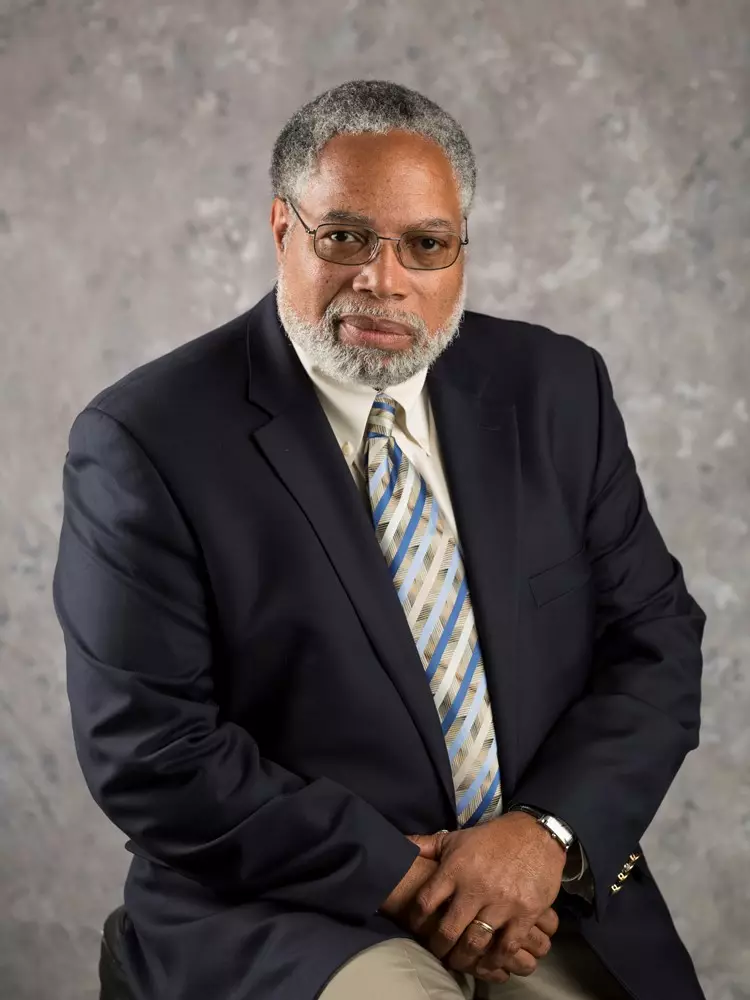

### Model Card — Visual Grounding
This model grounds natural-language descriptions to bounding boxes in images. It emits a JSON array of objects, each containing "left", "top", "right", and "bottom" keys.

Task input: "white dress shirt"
[{"left": 287, "top": 336, "right": 459, "bottom": 539}]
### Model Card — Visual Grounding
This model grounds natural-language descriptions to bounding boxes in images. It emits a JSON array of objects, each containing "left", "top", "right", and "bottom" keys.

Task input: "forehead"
[{"left": 301, "top": 130, "right": 463, "bottom": 228}]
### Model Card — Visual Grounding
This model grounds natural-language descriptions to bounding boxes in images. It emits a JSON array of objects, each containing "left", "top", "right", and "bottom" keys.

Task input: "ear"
[{"left": 270, "top": 198, "right": 291, "bottom": 262}]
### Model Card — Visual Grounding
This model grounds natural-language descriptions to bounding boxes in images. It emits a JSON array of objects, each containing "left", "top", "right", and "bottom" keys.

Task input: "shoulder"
[
  {"left": 81, "top": 310, "right": 251, "bottom": 433},
  {"left": 456, "top": 308, "right": 601, "bottom": 400}
]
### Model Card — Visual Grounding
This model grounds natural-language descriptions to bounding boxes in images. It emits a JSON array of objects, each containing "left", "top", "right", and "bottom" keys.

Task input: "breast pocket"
[{"left": 528, "top": 547, "right": 592, "bottom": 608}]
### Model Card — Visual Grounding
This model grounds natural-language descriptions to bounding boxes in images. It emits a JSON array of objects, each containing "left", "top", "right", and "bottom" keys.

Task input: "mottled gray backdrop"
[{"left": 1, "top": 1, "right": 748, "bottom": 998}]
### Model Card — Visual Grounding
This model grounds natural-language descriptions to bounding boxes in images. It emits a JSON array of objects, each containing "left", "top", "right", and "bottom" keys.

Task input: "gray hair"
[{"left": 270, "top": 80, "right": 476, "bottom": 219}]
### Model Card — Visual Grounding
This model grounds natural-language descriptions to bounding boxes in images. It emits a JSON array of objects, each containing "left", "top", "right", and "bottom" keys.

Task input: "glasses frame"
[{"left": 285, "top": 199, "right": 469, "bottom": 271}]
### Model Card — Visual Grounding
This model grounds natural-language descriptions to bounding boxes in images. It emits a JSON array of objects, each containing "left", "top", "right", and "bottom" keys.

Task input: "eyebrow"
[{"left": 318, "top": 209, "right": 459, "bottom": 231}]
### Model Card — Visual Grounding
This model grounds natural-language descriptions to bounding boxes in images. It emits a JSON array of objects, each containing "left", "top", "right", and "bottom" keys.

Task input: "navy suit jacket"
[{"left": 53, "top": 289, "right": 707, "bottom": 1000}]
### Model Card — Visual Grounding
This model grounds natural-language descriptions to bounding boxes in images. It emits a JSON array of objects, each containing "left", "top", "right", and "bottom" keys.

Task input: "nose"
[{"left": 351, "top": 238, "right": 409, "bottom": 300}]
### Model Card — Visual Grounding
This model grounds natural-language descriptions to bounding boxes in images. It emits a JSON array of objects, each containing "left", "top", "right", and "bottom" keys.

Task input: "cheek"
[
  {"left": 284, "top": 252, "right": 345, "bottom": 318},
  {"left": 309, "top": 268, "right": 348, "bottom": 318},
  {"left": 424, "top": 275, "right": 463, "bottom": 323}
]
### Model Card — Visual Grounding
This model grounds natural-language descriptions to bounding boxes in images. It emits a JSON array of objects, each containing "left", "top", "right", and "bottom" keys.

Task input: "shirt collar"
[{"left": 287, "top": 335, "right": 432, "bottom": 459}]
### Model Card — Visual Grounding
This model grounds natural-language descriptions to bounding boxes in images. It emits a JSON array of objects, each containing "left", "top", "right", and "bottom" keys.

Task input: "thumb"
[{"left": 406, "top": 831, "right": 448, "bottom": 860}]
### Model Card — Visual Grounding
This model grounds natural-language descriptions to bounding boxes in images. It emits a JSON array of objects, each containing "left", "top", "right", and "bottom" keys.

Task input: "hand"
[
  {"left": 456, "top": 906, "right": 559, "bottom": 985},
  {"left": 406, "top": 813, "right": 566, "bottom": 970},
  {"left": 379, "top": 855, "right": 439, "bottom": 923},
  {"left": 382, "top": 846, "right": 558, "bottom": 983}
]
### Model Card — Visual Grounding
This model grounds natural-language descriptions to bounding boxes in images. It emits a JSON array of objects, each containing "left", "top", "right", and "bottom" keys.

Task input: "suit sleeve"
[
  {"left": 53, "top": 406, "right": 418, "bottom": 920},
  {"left": 509, "top": 347, "right": 706, "bottom": 920}
]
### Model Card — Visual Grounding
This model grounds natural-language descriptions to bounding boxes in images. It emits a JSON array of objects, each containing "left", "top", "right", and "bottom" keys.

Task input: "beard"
[{"left": 275, "top": 268, "right": 467, "bottom": 390}]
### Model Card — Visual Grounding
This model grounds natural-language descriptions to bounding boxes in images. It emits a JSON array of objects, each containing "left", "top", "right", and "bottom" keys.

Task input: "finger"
[
  {"left": 406, "top": 834, "right": 441, "bottom": 859},
  {"left": 499, "top": 915, "right": 536, "bottom": 957},
  {"left": 521, "top": 927, "right": 551, "bottom": 960},
  {"left": 477, "top": 947, "right": 537, "bottom": 980},
  {"left": 536, "top": 907, "right": 560, "bottom": 938},
  {"left": 411, "top": 909, "right": 443, "bottom": 944},
  {"left": 408, "top": 869, "right": 455, "bottom": 933},
  {"left": 472, "top": 963, "right": 511, "bottom": 985},
  {"left": 443, "top": 903, "right": 511, "bottom": 973},
  {"left": 443, "top": 921, "right": 494, "bottom": 973},
  {"left": 428, "top": 895, "right": 481, "bottom": 960}
]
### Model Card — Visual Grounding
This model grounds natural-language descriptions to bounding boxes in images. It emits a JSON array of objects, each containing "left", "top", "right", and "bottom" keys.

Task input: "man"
[{"left": 53, "top": 80, "right": 707, "bottom": 1000}]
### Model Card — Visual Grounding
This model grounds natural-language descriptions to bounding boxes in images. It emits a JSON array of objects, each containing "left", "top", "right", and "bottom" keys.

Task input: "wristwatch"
[{"left": 511, "top": 804, "right": 576, "bottom": 853}]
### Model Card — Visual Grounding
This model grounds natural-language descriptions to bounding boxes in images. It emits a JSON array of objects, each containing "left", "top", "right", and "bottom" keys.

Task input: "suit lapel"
[
  {"left": 427, "top": 372, "right": 522, "bottom": 797},
  {"left": 246, "top": 291, "right": 521, "bottom": 812}
]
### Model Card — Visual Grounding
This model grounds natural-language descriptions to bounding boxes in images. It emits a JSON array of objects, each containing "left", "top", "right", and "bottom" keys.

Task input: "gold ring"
[{"left": 470, "top": 918, "right": 494, "bottom": 935}]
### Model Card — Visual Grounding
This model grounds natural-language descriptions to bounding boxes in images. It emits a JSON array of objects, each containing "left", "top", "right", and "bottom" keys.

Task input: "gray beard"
[{"left": 275, "top": 269, "right": 467, "bottom": 389}]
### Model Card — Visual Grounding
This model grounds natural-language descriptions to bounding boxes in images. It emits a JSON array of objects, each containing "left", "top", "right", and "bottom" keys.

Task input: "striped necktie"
[{"left": 365, "top": 392, "right": 502, "bottom": 827}]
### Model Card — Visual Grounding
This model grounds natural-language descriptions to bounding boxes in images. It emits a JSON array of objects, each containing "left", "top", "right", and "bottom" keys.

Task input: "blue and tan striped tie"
[{"left": 365, "top": 392, "right": 502, "bottom": 827}]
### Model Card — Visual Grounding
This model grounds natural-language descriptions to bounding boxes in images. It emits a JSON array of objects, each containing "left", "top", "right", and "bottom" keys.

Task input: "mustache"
[{"left": 324, "top": 300, "right": 426, "bottom": 336}]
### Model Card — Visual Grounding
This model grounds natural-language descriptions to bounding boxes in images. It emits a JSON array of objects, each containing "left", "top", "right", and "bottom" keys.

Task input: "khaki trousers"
[{"left": 319, "top": 932, "right": 631, "bottom": 1000}]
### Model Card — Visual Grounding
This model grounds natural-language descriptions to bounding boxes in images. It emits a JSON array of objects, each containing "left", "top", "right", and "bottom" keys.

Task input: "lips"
[{"left": 339, "top": 314, "right": 412, "bottom": 337}]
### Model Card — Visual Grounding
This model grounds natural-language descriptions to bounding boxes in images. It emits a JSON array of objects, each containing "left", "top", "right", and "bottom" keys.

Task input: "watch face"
[
  {"left": 542, "top": 815, "right": 574, "bottom": 849},
  {"left": 514, "top": 807, "right": 575, "bottom": 848}
]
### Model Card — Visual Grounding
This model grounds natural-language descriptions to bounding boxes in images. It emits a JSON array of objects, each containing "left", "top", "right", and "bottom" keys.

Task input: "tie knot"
[{"left": 366, "top": 392, "right": 398, "bottom": 441}]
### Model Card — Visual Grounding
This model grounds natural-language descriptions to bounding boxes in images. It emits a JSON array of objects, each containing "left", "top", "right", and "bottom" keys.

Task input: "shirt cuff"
[
  {"left": 561, "top": 841, "right": 595, "bottom": 902},
  {"left": 561, "top": 839, "right": 587, "bottom": 882}
]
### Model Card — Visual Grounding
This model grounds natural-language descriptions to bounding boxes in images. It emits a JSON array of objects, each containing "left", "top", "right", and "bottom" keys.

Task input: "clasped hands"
[{"left": 380, "top": 811, "right": 567, "bottom": 986}]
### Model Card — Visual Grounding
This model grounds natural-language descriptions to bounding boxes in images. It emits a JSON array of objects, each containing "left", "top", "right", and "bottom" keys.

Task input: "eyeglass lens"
[{"left": 313, "top": 224, "right": 461, "bottom": 270}]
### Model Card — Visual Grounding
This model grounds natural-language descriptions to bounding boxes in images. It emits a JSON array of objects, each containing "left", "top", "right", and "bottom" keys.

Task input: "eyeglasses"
[{"left": 285, "top": 200, "right": 468, "bottom": 271}]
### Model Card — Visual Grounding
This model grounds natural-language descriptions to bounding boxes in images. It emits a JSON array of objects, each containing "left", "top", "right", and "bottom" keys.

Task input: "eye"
[
  {"left": 405, "top": 233, "right": 451, "bottom": 252},
  {"left": 319, "top": 228, "right": 369, "bottom": 245}
]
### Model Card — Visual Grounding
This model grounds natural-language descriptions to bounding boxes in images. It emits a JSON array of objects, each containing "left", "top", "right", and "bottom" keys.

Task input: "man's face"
[{"left": 271, "top": 130, "right": 467, "bottom": 388}]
